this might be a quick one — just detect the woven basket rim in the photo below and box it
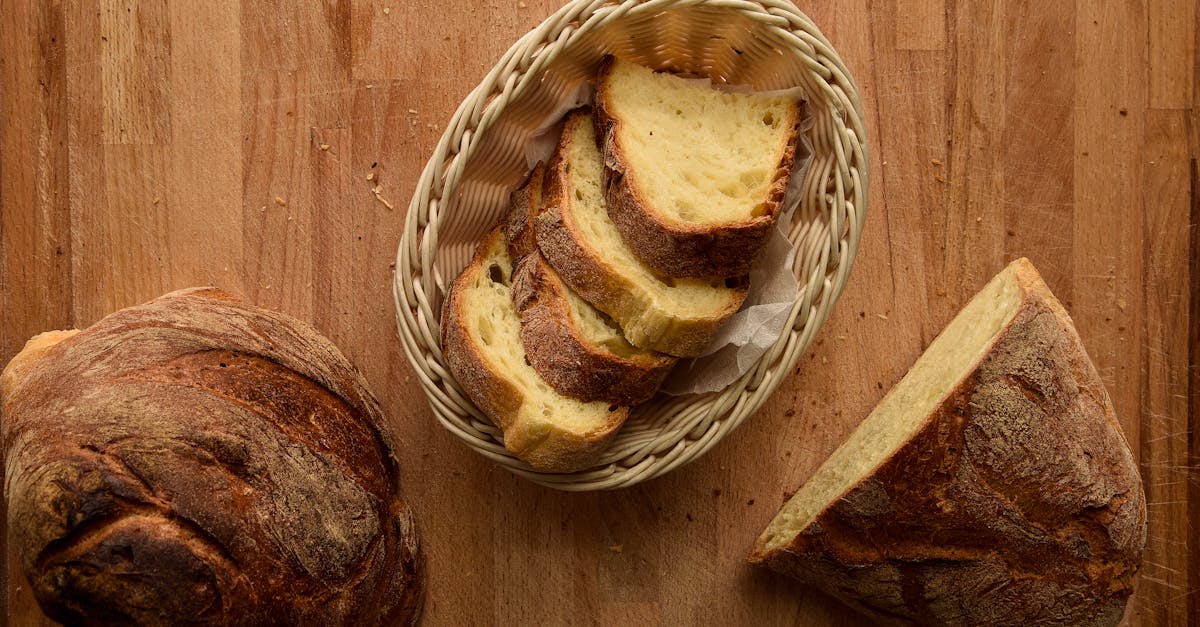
[393,0,870,491]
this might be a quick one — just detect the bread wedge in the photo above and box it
[505,164,677,405]
[535,108,749,357]
[441,226,628,472]
[595,57,804,277]
[749,258,1146,626]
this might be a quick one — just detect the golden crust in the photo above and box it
[593,56,805,278]
[749,259,1146,627]
[1,288,424,626]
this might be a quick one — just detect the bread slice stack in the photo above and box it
[442,59,804,471]
[749,259,1146,625]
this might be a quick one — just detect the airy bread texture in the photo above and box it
[595,57,804,277]
[750,259,1146,627]
[535,108,749,357]
[506,164,677,405]
[441,226,629,472]
[0,289,424,626]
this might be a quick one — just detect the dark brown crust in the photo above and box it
[749,259,1146,627]
[535,109,749,357]
[440,227,629,473]
[505,161,546,260]
[511,253,677,405]
[1,288,424,627]
[594,56,805,278]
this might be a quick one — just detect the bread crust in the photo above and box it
[511,254,676,405]
[749,259,1146,627]
[440,227,629,472]
[1,288,424,626]
[594,57,805,278]
[503,162,677,405]
[535,109,749,357]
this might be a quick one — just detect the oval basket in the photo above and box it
[394,0,868,490]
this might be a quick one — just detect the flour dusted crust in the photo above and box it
[749,260,1146,626]
[0,288,424,626]
[594,57,805,278]
[535,109,749,357]
[441,227,629,472]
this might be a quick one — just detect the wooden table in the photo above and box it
[2,1,1195,624]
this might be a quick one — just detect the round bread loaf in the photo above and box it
[0,288,424,626]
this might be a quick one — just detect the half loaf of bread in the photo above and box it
[0,288,424,626]
[535,108,749,357]
[595,57,804,277]
[749,258,1146,626]
[441,226,628,472]
[506,163,676,405]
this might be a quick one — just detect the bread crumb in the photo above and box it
[876,313,888,320]
[366,172,375,182]
[930,158,942,166]
[408,108,418,115]
[609,544,623,553]
[275,197,287,207]
[383,7,390,14]
[319,143,330,151]
[934,173,946,183]
[152,197,161,205]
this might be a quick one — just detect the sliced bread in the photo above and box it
[535,108,749,358]
[505,164,677,405]
[594,57,804,277]
[441,226,628,472]
[749,259,1146,626]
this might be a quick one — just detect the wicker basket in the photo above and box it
[394,0,868,490]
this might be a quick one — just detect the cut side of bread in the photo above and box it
[595,57,804,277]
[535,108,749,357]
[441,226,628,472]
[505,165,677,405]
[749,258,1146,627]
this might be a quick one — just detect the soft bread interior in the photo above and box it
[566,114,739,319]
[563,284,642,360]
[463,235,617,433]
[605,60,796,224]
[755,263,1024,553]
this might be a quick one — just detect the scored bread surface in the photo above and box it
[505,163,677,405]
[535,108,748,358]
[749,259,1146,627]
[595,57,804,278]
[0,288,424,626]
[441,226,628,472]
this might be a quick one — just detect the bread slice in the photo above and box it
[535,108,749,357]
[441,226,628,472]
[594,57,804,277]
[749,259,1146,626]
[505,164,677,405]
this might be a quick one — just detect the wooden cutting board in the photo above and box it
[2,1,1195,624]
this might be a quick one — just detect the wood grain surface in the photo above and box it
[1,1,1196,624]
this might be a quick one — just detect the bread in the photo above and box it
[749,258,1146,626]
[505,163,677,405]
[594,57,804,277]
[0,288,424,626]
[441,226,629,472]
[535,108,749,357]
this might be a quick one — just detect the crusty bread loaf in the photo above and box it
[505,164,677,405]
[535,108,749,357]
[0,289,424,626]
[594,57,804,277]
[749,259,1146,626]
[441,226,629,472]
